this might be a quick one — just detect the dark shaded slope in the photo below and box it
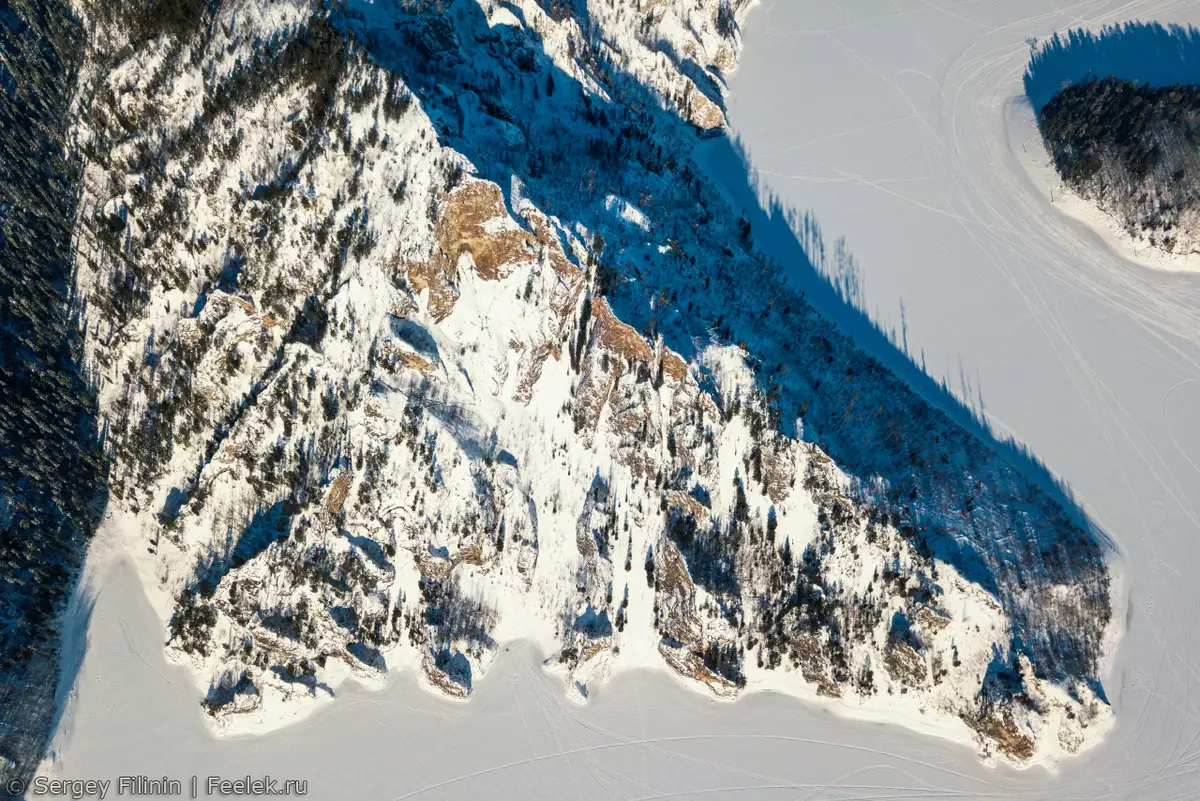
[0,0,107,788]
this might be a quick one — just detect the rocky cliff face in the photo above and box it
[61,0,1113,766]
[1039,76,1200,257]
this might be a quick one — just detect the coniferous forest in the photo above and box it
[1039,77,1200,254]
[0,0,108,787]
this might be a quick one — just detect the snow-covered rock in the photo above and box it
[63,0,1113,767]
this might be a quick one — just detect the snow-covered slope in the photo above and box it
[62,0,1112,766]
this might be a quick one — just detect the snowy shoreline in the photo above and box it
[50,489,1100,770]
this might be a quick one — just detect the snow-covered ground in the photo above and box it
[37,0,1200,798]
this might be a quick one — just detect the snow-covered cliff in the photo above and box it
[66,0,1113,766]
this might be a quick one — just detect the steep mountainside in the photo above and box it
[50,0,1114,767]
[1038,76,1200,256]
[0,0,106,787]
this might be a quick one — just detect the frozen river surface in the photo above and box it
[41,1,1200,799]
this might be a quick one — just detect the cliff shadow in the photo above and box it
[706,130,1096,540]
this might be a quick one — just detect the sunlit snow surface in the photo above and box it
[40,0,1200,798]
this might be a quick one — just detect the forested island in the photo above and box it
[1039,77,1200,256]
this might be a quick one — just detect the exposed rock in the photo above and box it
[678,76,725,130]
[884,640,927,688]
[435,180,534,281]
[324,473,352,516]
[794,634,842,698]
[658,641,740,698]
[962,705,1037,762]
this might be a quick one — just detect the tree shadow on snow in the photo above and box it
[1024,20,1200,112]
